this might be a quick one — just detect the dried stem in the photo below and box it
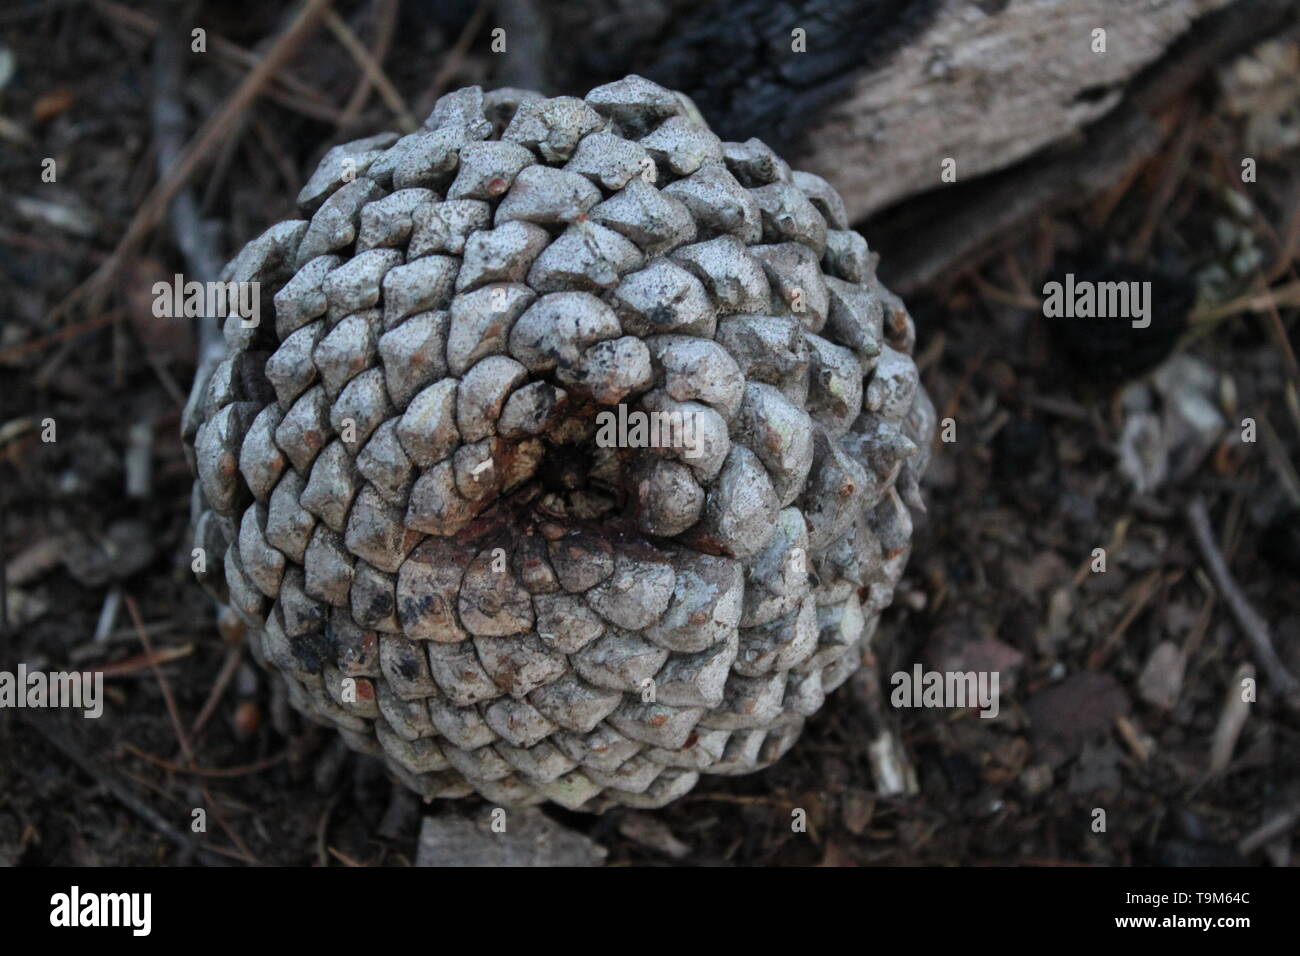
[1186,497,1300,705]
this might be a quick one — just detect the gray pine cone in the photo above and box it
[182,76,935,811]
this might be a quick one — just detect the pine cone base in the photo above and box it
[182,76,935,811]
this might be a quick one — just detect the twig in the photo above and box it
[93,0,344,123]
[327,846,365,867]
[200,778,258,863]
[188,642,244,741]
[968,271,1041,310]
[1208,663,1254,774]
[1238,804,1300,857]
[98,643,194,677]
[1115,715,1150,763]
[867,729,918,796]
[336,0,404,131]
[421,0,491,116]
[1258,278,1300,380]
[121,597,260,863]
[152,13,225,286]
[1088,569,1165,669]
[0,309,122,364]
[78,0,335,313]
[1187,497,1300,703]
[1187,278,1300,325]
[316,793,342,867]
[934,347,987,451]
[1264,178,1300,284]
[124,418,154,498]
[124,743,287,778]
[5,534,69,586]
[1128,102,1200,261]
[1258,413,1300,508]
[17,711,231,866]
[124,592,195,764]
[324,8,416,132]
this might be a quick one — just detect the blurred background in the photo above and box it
[0,0,1297,865]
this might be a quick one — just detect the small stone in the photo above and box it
[416,808,605,867]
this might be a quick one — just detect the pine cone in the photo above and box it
[182,76,935,810]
